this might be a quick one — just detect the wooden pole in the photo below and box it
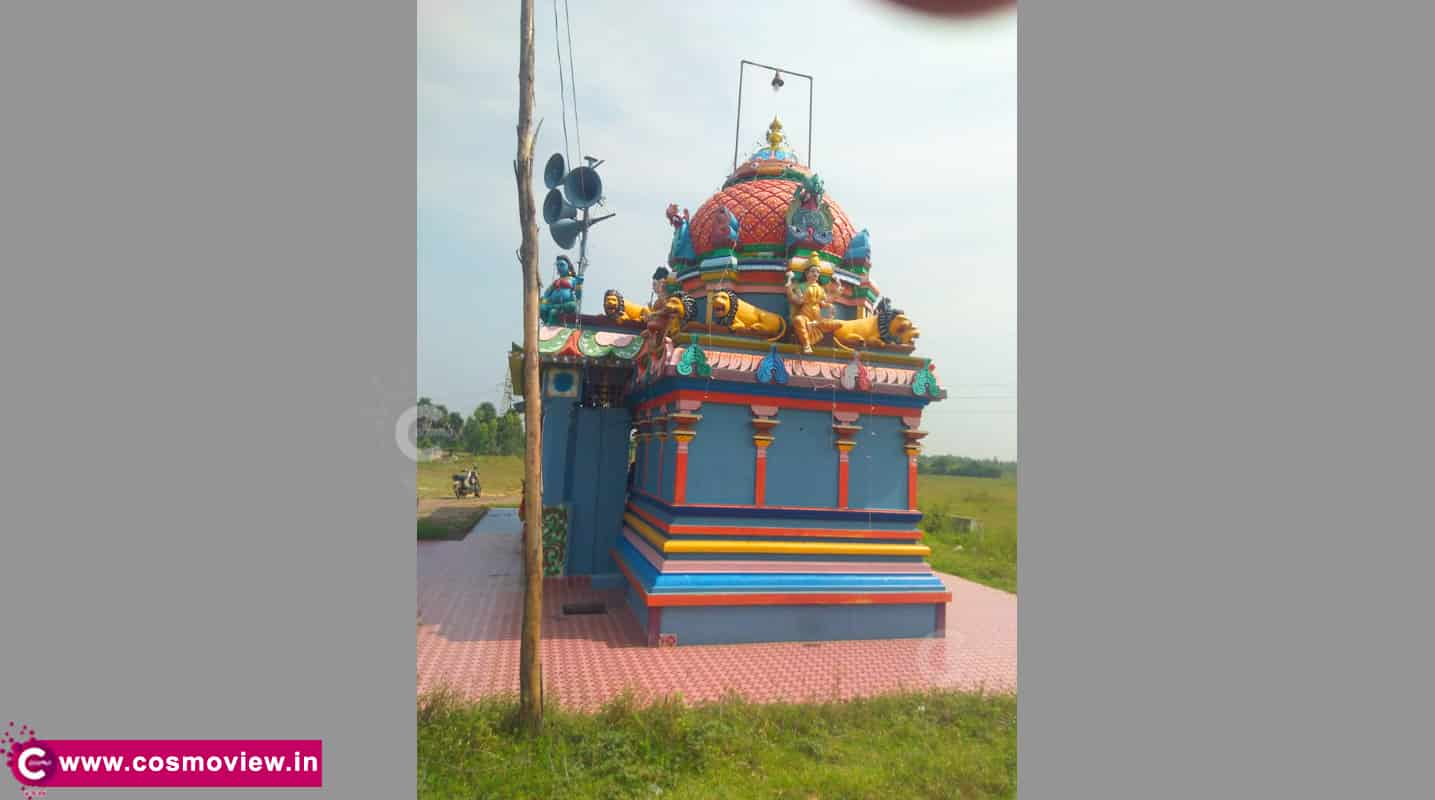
[513,0,544,732]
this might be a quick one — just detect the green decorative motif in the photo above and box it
[538,326,574,354]
[541,506,567,577]
[676,334,712,377]
[912,360,941,397]
[577,329,644,359]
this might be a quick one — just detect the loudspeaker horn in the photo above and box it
[542,153,566,190]
[562,165,603,208]
[549,213,616,250]
[542,188,578,225]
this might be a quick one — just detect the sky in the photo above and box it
[418,0,1016,460]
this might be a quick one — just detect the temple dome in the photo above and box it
[689,179,856,260]
[687,117,857,261]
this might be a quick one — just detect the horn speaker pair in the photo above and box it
[550,213,615,250]
[542,153,603,208]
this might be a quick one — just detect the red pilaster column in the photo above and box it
[832,411,862,510]
[907,454,919,510]
[653,411,668,499]
[901,415,928,511]
[668,399,703,506]
[672,435,692,504]
[750,404,779,506]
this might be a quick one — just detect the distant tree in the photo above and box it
[496,411,524,455]
[462,415,494,454]
[916,454,1014,479]
[475,402,498,424]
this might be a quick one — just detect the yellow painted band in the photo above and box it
[626,515,668,551]
[623,513,931,558]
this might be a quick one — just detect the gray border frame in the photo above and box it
[1,3,415,797]
[1022,1,1432,796]
[4,1,1433,797]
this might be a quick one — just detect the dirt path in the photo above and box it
[417,494,520,517]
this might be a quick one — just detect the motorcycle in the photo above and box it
[452,468,481,499]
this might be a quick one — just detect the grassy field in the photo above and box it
[918,475,1018,594]
[418,688,1016,800]
[418,453,524,504]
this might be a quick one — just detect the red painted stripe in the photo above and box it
[636,389,915,418]
[754,447,767,505]
[627,502,922,541]
[621,529,933,575]
[733,271,786,284]
[628,486,921,518]
[673,445,689,504]
[648,591,953,608]
[613,549,951,607]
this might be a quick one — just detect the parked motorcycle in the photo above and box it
[452,468,481,499]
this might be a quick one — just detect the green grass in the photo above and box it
[418,688,1016,799]
[418,453,524,503]
[418,505,489,540]
[918,475,1017,594]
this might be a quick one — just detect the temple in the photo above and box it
[512,117,950,646]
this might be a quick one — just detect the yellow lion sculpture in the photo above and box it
[710,289,787,341]
[647,292,695,339]
[602,289,651,325]
[830,297,920,350]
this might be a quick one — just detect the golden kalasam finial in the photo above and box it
[766,116,785,151]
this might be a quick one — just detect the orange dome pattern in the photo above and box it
[689,178,856,259]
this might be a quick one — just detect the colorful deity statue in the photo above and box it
[539,255,583,325]
[785,253,840,353]
[786,168,834,250]
[651,265,675,302]
[666,204,695,264]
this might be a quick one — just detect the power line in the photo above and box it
[563,0,582,160]
[551,0,570,167]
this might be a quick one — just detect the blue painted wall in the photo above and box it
[736,291,788,318]
[724,291,858,322]
[562,406,631,576]
[662,603,936,646]
[763,407,839,507]
[540,394,577,507]
[683,402,756,505]
[847,415,909,510]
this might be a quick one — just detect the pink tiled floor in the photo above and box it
[418,509,1016,710]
